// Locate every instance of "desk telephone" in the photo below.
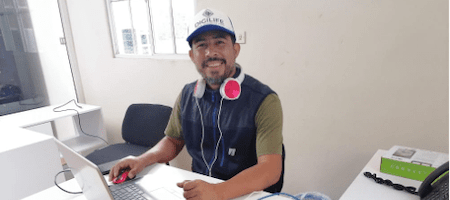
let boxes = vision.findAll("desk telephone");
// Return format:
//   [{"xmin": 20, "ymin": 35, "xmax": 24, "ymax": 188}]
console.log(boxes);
[{"xmin": 418, "ymin": 161, "xmax": 449, "ymax": 200}]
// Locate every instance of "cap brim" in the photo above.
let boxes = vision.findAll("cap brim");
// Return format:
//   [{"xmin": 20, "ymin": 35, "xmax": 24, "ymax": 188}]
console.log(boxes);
[{"xmin": 187, "ymin": 24, "xmax": 236, "ymax": 44}]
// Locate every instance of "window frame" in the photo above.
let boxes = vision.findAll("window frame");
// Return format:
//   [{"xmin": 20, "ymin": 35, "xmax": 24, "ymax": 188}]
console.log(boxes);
[{"xmin": 105, "ymin": 0, "xmax": 193, "ymax": 58}]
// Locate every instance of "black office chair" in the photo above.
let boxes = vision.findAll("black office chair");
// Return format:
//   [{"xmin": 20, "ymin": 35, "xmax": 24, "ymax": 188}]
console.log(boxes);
[
  {"xmin": 264, "ymin": 144, "xmax": 286, "ymax": 193},
  {"xmin": 85, "ymin": 104, "xmax": 172, "ymax": 167}
]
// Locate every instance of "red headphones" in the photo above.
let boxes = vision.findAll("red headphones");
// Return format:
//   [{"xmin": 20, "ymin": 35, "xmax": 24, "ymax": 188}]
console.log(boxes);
[{"xmin": 194, "ymin": 69, "xmax": 245, "ymax": 100}]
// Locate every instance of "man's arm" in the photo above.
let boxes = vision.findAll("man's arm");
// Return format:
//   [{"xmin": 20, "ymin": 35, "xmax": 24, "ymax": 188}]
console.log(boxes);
[
  {"xmin": 217, "ymin": 154, "xmax": 282, "ymax": 199},
  {"xmin": 138, "ymin": 136, "xmax": 185, "ymax": 166},
  {"xmin": 177, "ymin": 154, "xmax": 282, "ymax": 200},
  {"xmin": 110, "ymin": 93, "xmax": 185, "ymax": 181},
  {"xmin": 109, "ymin": 136, "xmax": 184, "ymax": 181}
]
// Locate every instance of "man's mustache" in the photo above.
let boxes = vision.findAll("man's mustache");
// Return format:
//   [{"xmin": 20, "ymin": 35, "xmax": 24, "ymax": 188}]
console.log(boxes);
[{"xmin": 202, "ymin": 57, "xmax": 226, "ymax": 68}]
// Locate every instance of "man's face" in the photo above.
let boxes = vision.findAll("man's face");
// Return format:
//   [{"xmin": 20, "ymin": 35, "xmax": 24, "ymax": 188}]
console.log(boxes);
[{"xmin": 189, "ymin": 31, "xmax": 240, "ymax": 89}]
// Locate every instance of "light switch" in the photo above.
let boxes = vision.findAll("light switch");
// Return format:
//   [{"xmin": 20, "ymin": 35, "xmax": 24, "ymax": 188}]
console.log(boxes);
[{"xmin": 235, "ymin": 31, "xmax": 246, "ymax": 44}]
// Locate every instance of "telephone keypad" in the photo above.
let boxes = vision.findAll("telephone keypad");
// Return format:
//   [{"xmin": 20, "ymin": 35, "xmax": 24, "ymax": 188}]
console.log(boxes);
[{"xmin": 423, "ymin": 181, "xmax": 448, "ymax": 200}]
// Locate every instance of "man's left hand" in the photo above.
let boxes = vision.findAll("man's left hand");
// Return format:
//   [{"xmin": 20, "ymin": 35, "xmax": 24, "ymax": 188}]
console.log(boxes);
[{"xmin": 177, "ymin": 180, "xmax": 223, "ymax": 200}]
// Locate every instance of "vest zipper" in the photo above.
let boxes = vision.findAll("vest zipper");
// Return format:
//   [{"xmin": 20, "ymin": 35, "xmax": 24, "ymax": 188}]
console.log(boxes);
[
  {"xmin": 208, "ymin": 92, "xmax": 226, "ymax": 173},
  {"xmin": 208, "ymin": 92, "xmax": 218, "ymax": 169}
]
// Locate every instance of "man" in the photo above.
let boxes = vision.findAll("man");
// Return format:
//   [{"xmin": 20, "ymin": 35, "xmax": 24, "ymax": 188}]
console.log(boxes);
[{"xmin": 110, "ymin": 8, "xmax": 284, "ymax": 200}]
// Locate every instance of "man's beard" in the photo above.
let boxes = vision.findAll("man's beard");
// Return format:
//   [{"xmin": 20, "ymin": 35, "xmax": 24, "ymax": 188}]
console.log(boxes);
[
  {"xmin": 204, "ymin": 76, "xmax": 227, "ymax": 85},
  {"xmin": 199, "ymin": 58, "xmax": 234, "ymax": 86}
]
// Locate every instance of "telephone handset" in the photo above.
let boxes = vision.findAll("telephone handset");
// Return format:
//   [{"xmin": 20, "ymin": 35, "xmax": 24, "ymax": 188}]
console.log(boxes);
[{"xmin": 418, "ymin": 161, "xmax": 449, "ymax": 200}]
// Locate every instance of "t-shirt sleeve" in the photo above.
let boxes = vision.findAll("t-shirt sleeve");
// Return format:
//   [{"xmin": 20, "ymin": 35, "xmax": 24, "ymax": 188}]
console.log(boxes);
[
  {"xmin": 255, "ymin": 93, "xmax": 283, "ymax": 157},
  {"xmin": 164, "ymin": 92, "xmax": 184, "ymax": 139}
]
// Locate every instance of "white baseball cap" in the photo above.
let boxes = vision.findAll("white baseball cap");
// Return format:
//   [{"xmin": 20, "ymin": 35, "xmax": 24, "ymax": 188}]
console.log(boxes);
[{"xmin": 186, "ymin": 8, "xmax": 235, "ymax": 46}]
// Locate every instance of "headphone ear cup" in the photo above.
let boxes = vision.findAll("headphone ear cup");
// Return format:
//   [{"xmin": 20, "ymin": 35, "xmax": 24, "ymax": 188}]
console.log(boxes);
[
  {"xmin": 220, "ymin": 78, "xmax": 241, "ymax": 100},
  {"xmin": 194, "ymin": 79, "xmax": 206, "ymax": 98}
]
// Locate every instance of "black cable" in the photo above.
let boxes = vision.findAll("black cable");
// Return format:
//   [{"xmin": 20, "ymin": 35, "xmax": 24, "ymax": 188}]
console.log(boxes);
[
  {"xmin": 57, "ymin": 0, "xmax": 80, "ymax": 102},
  {"xmin": 53, "ymin": 99, "xmax": 109, "ymax": 145},
  {"xmin": 53, "ymin": 99, "xmax": 82, "ymax": 110},
  {"xmin": 54, "ymin": 169, "xmax": 82, "ymax": 194},
  {"xmin": 364, "ymin": 172, "xmax": 419, "ymax": 195}
]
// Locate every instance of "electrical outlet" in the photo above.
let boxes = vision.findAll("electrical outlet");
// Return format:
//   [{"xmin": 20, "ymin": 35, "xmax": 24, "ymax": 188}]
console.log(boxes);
[{"xmin": 235, "ymin": 31, "xmax": 246, "ymax": 44}]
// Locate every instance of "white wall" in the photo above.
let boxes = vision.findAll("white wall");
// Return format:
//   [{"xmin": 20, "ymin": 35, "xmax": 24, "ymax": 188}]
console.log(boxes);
[
  {"xmin": 65, "ymin": 0, "xmax": 448, "ymax": 199},
  {"xmin": 27, "ymin": 0, "xmax": 78, "ymax": 140},
  {"xmin": 65, "ymin": 0, "xmax": 195, "ymax": 169}
]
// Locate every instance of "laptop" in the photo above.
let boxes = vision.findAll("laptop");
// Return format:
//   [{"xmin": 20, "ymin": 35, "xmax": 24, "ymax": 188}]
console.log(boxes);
[{"xmin": 54, "ymin": 139, "xmax": 184, "ymax": 200}]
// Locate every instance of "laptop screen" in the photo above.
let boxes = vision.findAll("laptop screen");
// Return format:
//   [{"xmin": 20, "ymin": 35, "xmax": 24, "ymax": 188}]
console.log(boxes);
[{"xmin": 54, "ymin": 139, "xmax": 114, "ymax": 200}]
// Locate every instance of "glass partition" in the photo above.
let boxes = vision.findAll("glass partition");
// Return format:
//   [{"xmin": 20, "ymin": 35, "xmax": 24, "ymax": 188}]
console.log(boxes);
[{"xmin": 0, "ymin": 0, "xmax": 49, "ymax": 116}]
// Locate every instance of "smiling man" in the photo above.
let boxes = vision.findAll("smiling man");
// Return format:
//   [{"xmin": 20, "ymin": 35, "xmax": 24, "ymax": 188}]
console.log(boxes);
[
  {"xmin": 190, "ymin": 30, "xmax": 238, "ymax": 89},
  {"xmin": 110, "ymin": 8, "xmax": 284, "ymax": 200}
]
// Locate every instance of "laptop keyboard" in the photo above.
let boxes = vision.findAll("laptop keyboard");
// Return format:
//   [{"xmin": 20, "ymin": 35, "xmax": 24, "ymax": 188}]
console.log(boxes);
[{"xmin": 110, "ymin": 183, "xmax": 148, "ymax": 200}]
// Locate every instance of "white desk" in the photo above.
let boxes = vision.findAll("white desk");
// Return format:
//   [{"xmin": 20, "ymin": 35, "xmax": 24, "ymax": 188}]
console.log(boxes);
[
  {"xmin": 1, "ymin": 126, "xmax": 63, "ymax": 200},
  {"xmin": 24, "ymin": 163, "xmax": 290, "ymax": 200},
  {"xmin": 0, "ymin": 103, "xmax": 108, "ymax": 156},
  {"xmin": 0, "ymin": 103, "xmax": 108, "ymax": 200},
  {"xmin": 340, "ymin": 150, "xmax": 421, "ymax": 200}
]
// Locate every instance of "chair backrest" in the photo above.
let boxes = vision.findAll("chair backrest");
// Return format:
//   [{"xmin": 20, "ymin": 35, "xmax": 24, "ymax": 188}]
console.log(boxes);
[{"xmin": 121, "ymin": 104, "xmax": 172, "ymax": 147}]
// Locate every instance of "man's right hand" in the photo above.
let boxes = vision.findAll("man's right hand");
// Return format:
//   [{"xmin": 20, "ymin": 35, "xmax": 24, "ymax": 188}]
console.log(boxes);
[{"xmin": 109, "ymin": 156, "xmax": 146, "ymax": 181}]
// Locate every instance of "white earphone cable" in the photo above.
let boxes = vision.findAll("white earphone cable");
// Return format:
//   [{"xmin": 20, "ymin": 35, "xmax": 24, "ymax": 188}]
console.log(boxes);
[
  {"xmin": 196, "ymin": 98, "xmax": 210, "ymax": 175},
  {"xmin": 209, "ymin": 97, "xmax": 225, "ymax": 175},
  {"xmin": 196, "ymin": 96, "xmax": 225, "ymax": 177}
]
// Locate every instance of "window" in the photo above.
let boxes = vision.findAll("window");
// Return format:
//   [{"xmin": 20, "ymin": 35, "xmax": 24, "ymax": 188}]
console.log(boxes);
[{"xmin": 106, "ymin": 0, "xmax": 195, "ymax": 57}]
